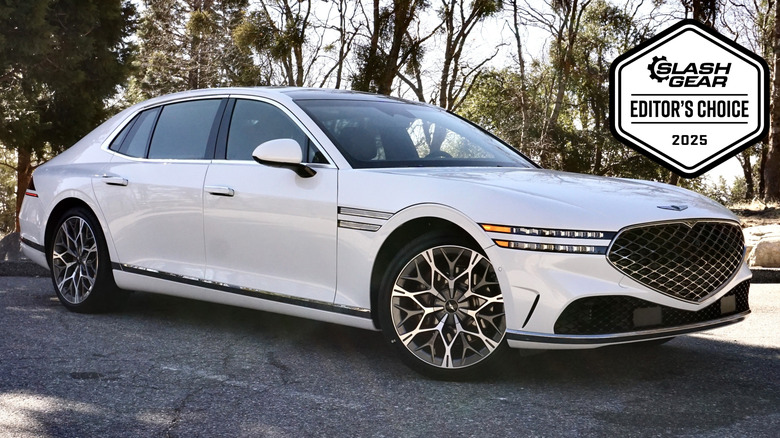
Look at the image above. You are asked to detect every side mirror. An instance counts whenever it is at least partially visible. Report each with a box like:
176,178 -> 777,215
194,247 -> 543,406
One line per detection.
252,139 -> 316,178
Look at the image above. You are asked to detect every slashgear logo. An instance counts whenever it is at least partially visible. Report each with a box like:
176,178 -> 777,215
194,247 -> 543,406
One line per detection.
610,20 -> 769,178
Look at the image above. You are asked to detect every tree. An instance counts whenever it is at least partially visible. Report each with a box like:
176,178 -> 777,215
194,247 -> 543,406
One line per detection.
398,0 -> 502,110
515,0 -> 592,167
233,0 -> 323,87
351,0 -> 429,95
765,0 -> 780,200
680,0 -> 721,27
463,0 -> 681,184
129,0 -> 250,102
0,0 -> 135,230
317,0 -> 362,88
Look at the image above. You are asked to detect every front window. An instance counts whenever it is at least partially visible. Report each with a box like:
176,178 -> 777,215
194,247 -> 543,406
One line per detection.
226,99 -> 328,164
295,99 -> 533,169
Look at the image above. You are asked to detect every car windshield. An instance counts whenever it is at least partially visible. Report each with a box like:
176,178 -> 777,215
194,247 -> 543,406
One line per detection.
295,99 -> 534,169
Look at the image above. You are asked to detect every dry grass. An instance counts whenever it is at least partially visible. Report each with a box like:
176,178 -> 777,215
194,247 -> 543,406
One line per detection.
729,201 -> 780,228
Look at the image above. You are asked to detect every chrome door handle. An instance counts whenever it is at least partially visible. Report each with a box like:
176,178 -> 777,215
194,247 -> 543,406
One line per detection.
205,186 -> 235,197
102,175 -> 128,186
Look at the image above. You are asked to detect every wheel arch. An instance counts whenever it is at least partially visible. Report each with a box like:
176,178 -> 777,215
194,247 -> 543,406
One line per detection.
368,205 -> 495,329
45,198 -> 101,265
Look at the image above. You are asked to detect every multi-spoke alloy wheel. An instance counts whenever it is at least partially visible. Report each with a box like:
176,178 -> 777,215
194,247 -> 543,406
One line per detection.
380,239 -> 506,378
52,216 -> 99,304
48,208 -> 121,313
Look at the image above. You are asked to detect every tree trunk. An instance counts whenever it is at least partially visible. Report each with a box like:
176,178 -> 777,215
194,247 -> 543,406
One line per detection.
759,141 -> 768,197
377,1 -> 413,95
14,148 -> 32,232
739,151 -> 755,200
510,0 -> 528,150
764,0 -> 780,201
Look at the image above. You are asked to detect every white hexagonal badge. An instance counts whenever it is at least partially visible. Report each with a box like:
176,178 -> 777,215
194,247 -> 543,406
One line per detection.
610,20 -> 769,178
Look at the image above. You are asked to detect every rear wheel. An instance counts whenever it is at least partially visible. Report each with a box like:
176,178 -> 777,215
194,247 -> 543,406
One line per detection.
49,207 -> 122,313
379,235 -> 507,379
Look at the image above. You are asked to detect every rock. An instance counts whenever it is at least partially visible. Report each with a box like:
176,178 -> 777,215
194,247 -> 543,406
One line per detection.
743,225 -> 780,267
749,237 -> 780,268
0,232 -> 23,261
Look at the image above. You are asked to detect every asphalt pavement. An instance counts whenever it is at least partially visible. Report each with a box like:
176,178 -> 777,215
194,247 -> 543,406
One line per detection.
0,277 -> 778,437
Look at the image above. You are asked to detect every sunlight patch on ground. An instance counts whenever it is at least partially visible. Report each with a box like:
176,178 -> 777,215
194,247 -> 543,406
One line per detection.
0,392 -> 99,437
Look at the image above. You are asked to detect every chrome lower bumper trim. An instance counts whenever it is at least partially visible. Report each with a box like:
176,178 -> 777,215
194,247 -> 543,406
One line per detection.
506,311 -> 750,345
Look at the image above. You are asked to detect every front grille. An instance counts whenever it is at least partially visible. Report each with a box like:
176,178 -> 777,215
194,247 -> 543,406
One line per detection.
607,221 -> 744,302
554,281 -> 750,335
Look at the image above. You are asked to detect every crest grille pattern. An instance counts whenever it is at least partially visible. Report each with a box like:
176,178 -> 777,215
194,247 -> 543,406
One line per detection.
607,221 -> 744,302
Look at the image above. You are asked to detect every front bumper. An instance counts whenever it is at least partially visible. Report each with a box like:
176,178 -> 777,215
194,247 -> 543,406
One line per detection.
506,310 -> 749,348
486,244 -> 752,350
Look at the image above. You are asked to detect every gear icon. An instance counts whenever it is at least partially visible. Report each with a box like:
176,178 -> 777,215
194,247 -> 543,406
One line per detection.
648,55 -> 668,82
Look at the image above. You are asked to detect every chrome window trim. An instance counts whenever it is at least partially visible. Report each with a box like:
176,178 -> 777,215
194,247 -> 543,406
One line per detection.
226,94 -> 338,168
100,93 -> 338,168
101,94 -> 231,158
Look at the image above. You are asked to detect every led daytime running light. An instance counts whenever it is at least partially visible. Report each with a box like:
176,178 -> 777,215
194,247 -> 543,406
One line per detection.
494,240 -> 607,254
481,224 -> 614,240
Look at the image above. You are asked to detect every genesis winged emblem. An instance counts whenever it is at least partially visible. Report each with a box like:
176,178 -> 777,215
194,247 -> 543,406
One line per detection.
657,204 -> 688,211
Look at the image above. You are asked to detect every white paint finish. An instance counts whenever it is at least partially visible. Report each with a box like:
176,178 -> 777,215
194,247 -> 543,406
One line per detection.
495,247 -> 752,336
92,156 -> 209,278
203,161 -> 338,302
333,201 -> 495,311
20,241 -> 48,267
252,139 -> 303,164
18,87 -> 751,354
339,167 -> 735,232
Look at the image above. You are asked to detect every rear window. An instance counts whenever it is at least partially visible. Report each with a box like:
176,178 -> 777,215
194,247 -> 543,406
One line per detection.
109,108 -> 160,158
147,100 -> 222,160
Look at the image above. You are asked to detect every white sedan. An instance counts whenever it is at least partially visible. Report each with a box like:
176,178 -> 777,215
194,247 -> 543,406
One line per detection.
19,88 -> 750,379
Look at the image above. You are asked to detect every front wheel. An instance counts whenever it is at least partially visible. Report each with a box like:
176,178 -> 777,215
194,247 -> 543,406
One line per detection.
49,207 -> 123,313
378,236 -> 507,379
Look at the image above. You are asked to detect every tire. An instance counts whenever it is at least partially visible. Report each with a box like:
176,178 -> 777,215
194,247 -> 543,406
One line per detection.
378,234 -> 507,380
48,207 -> 123,313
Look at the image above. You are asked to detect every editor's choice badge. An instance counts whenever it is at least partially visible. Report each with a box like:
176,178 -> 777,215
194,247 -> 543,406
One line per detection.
610,20 -> 769,178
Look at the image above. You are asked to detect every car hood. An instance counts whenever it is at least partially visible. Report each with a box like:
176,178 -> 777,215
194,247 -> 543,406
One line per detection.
355,167 -> 736,231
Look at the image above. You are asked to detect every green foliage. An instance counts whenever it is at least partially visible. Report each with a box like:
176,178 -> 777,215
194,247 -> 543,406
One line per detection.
0,149 -> 17,234
128,0 -> 252,102
461,0 -> 677,183
700,176 -> 748,206
1,0 -> 136,153
1,0 -> 135,230
351,0 -> 429,94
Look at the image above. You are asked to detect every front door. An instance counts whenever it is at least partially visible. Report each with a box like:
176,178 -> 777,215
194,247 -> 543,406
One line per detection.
203,98 -> 337,302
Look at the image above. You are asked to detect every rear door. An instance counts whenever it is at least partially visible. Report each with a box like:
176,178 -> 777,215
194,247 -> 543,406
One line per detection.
94,98 -> 226,278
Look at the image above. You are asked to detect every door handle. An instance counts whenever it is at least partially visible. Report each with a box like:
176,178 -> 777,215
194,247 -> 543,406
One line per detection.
205,186 -> 235,197
102,175 -> 128,186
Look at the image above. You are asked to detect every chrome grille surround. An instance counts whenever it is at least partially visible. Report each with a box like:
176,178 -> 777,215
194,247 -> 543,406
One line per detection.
607,220 -> 745,303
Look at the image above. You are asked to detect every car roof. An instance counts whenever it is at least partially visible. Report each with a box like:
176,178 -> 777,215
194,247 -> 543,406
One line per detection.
133,87 -> 428,111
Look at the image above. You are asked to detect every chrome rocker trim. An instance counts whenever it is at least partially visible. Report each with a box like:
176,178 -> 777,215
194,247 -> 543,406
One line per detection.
506,311 -> 750,345
112,263 -> 372,319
